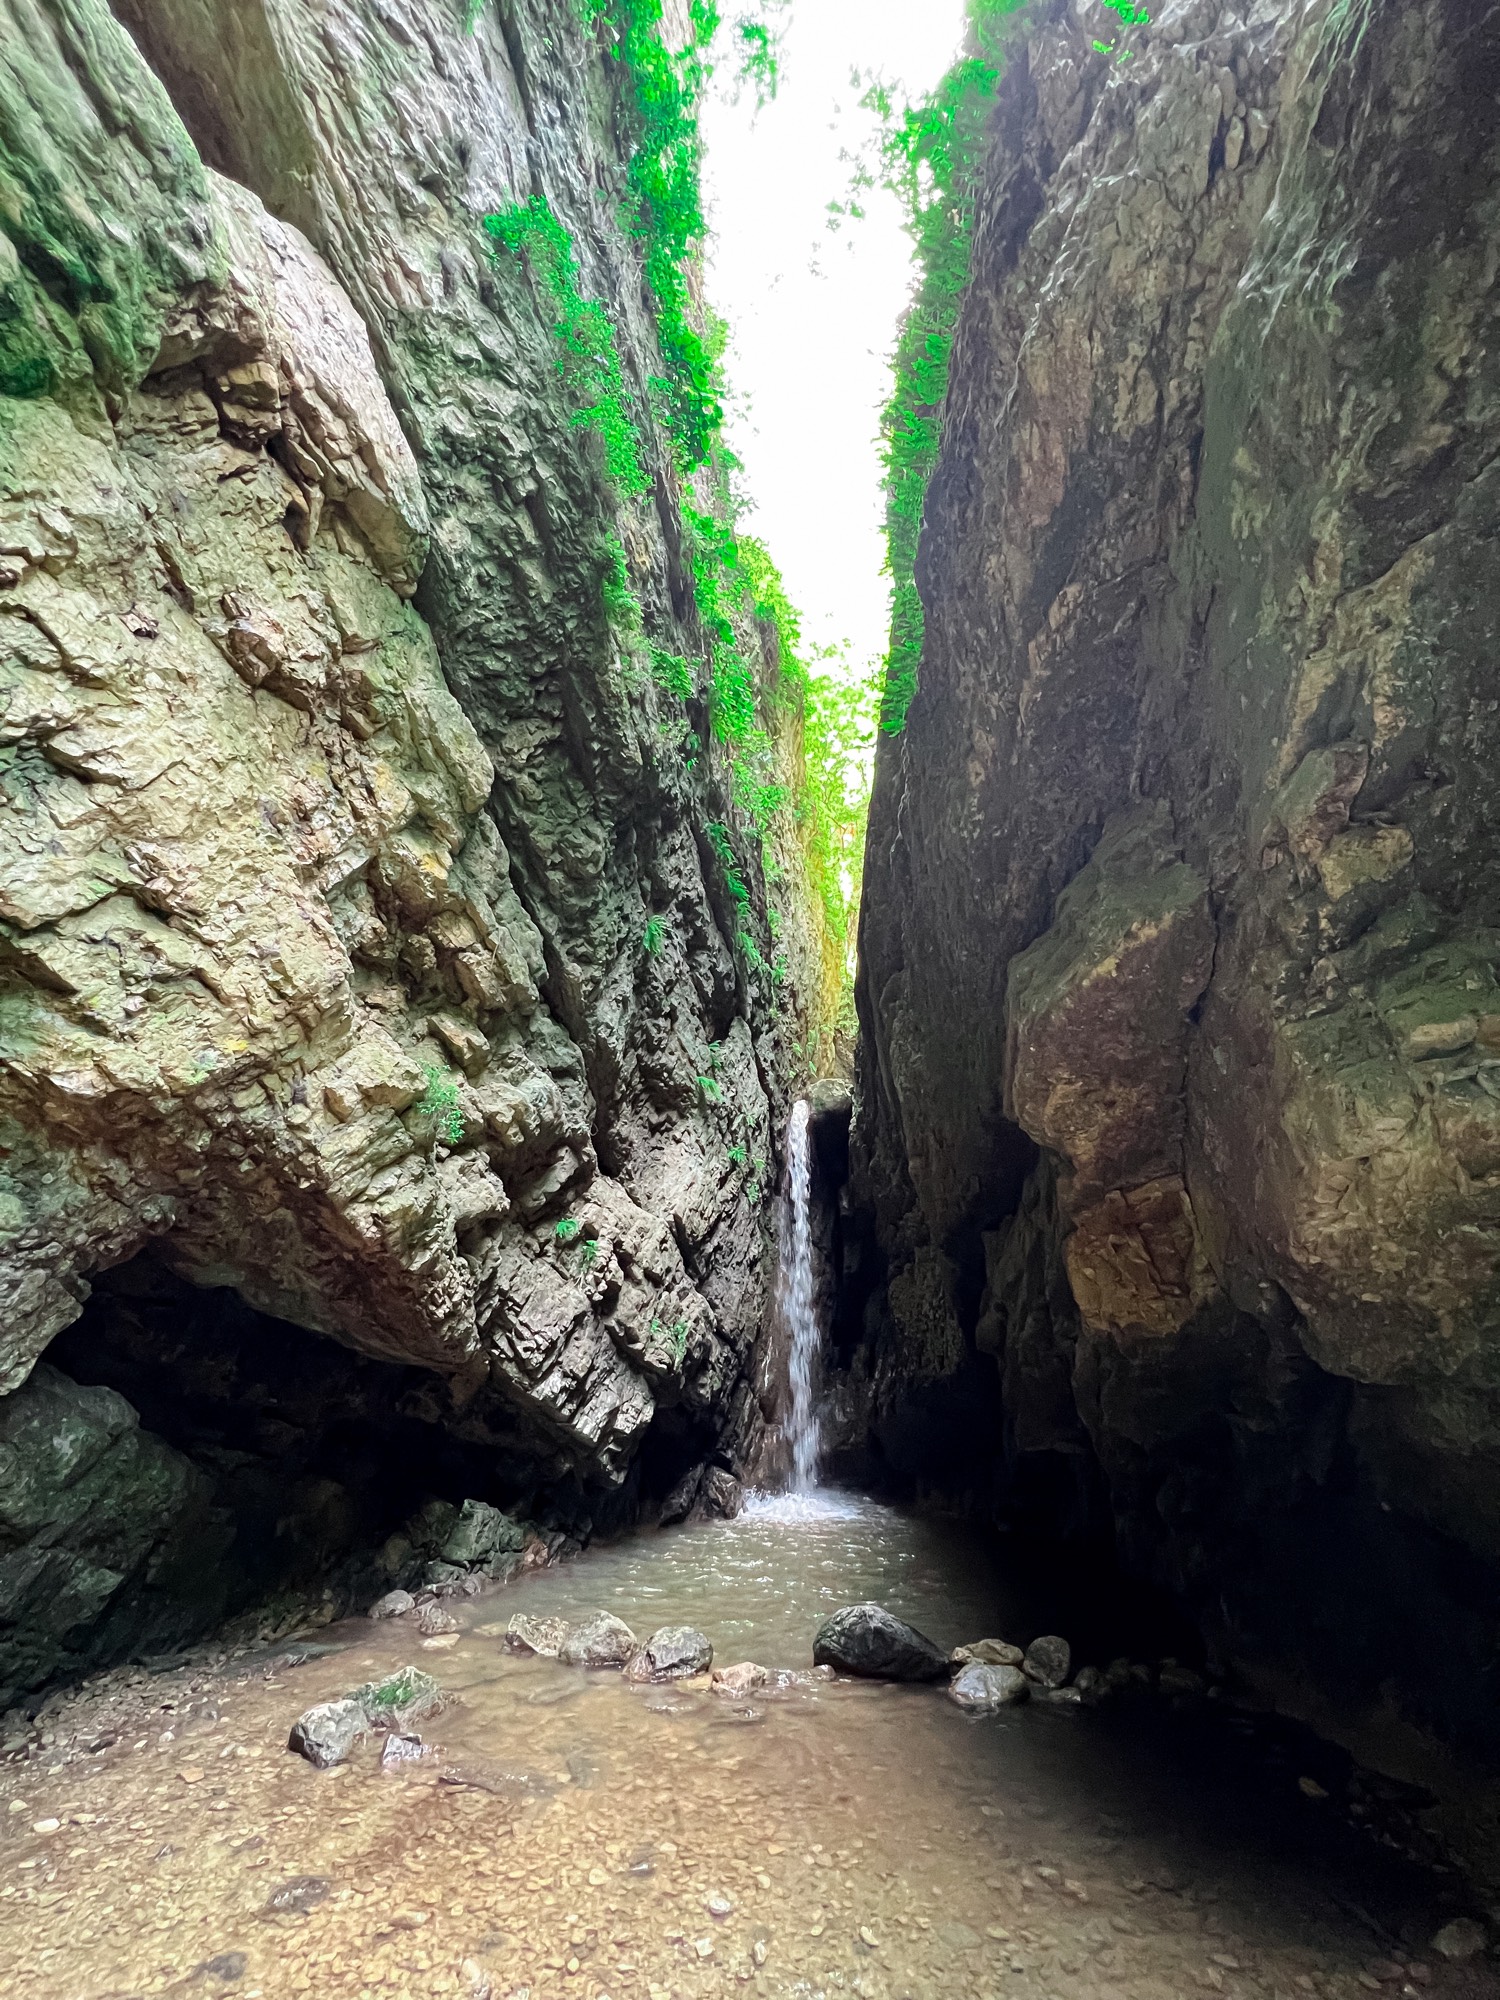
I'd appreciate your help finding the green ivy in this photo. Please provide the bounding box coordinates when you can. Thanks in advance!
[844,3,1031,733]
[485,196,648,498]
[555,1216,583,1243]
[642,914,668,955]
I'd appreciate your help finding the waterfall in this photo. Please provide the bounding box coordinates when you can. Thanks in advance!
[782,1098,822,1492]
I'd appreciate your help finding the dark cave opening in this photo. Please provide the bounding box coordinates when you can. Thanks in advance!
[0,1254,610,1713]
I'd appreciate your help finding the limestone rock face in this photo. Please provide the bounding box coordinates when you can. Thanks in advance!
[852,0,1500,1757]
[0,0,806,1698]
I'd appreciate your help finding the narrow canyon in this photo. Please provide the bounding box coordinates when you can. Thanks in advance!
[2,0,1499,1994]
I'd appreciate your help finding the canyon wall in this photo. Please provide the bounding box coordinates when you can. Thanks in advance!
[0,0,808,1702]
[851,0,1500,1769]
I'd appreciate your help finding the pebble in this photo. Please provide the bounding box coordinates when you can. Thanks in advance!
[707,1892,735,1918]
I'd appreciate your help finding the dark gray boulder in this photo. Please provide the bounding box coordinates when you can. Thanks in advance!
[440,1498,526,1572]
[1022,1635,1072,1688]
[625,1626,713,1682]
[559,1611,638,1668]
[812,1603,950,1682]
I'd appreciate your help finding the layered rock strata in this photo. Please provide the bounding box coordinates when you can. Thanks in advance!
[0,0,805,1699]
[852,0,1500,1773]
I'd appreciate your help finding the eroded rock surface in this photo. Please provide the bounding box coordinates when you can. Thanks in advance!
[851,0,1500,1762]
[0,0,811,1704]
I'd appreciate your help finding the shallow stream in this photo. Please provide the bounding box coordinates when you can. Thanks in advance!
[2,1494,1488,2000]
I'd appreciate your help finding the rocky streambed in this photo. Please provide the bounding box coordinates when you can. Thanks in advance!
[3,1494,1494,2000]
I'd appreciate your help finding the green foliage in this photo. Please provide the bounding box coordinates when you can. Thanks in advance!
[727,1143,747,1165]
[695,1073,722,1105]
[586,0,724,470]
[555,1216,583,1243]
[600,532,645,633]
[485,196,647,497]
[704,820,736,866]
[845,3,1031,732]
[580,1235,600,1269]
[650,647,695,699]
[417,1065,465,1146]
[642,914,668,955]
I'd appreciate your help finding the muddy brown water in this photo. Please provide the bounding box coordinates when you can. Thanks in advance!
[1,1493,1490,2000]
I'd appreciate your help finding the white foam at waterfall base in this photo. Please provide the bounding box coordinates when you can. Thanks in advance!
[738,1488,865,1525]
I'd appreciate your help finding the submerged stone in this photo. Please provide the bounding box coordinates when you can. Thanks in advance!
[712,1661,768,1696]
[812,1603,950,1682]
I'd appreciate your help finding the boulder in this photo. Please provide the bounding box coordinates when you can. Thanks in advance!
[368,1589,415,1621]
[505,1614,572,1658]
[625,1627,713,1683]
[812,1603,951,1682]
[659,1464,705,1526]
[288,1698,367,1768]
[559,1612,638,1669]
[1433,1920,1487,1963]
[699,1467,743,1519]
[1022,1635,1072,1688]
[953,1638,1024,1668]
[353,1667,446,1731]
[950,1663,1031,1712]
[440,1498,527,1571]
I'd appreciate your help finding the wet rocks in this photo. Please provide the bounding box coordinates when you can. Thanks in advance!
[712,1662,769,1697]
[352,1667,446,1732]
[368,1590,416,1622]
[289,1665,447,1765]
[559,1612,638,1669]
[812,1603,951,1682]
[417,1604,460,1637]
[380,1733,433,1770]
[625,1627,713,1683]
[950,1663,1031,1712]
[954,1638,1024,1668]
[506,1614,572,1658]
[660,1464,745,1526]
[288,1698,367,1769]
[1023,1636,1072,1689]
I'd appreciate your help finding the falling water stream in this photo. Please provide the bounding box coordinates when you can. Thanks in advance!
[782,1099,822,1493]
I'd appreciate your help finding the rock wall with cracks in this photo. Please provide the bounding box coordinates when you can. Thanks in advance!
[850,0,1500,1802]
[0,0,809,1696]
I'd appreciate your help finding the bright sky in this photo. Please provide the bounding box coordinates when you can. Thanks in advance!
[700,0,969,672]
